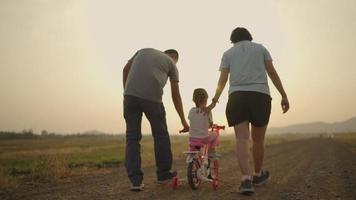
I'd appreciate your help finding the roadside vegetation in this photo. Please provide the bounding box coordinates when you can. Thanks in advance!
[1,131,354,191]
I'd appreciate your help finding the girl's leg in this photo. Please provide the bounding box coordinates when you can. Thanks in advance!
[207,132,219,153]
[251,125,267,175]
[234,121,251,180]
[189,137,203,151]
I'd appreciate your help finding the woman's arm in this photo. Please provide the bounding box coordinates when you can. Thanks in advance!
[265,60,290,113]
[206,69,229,112]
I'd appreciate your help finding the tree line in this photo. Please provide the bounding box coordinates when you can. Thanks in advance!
[0,130,118,140]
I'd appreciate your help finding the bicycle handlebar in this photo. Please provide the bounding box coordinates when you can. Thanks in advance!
[179,124,225,134]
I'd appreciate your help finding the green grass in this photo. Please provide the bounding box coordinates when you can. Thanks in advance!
[0,134,316,174]
[0,136,126,173]
[334,133,356,152]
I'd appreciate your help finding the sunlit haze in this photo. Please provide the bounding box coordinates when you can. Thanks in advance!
[1,0,356,134]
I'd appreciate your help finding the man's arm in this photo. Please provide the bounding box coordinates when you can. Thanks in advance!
[265,60,290,113]
[170,80,189,133]
[123,52,139,89]
[122,60,132,89]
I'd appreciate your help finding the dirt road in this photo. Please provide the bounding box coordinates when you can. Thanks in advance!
[2,138,356,200]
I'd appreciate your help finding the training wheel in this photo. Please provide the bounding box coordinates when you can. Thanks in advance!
[172,176,179,189]
[212,178,219,190]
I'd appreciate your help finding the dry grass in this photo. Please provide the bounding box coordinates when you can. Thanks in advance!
[0,166,18,191]
[0,133,319,188]
[334,133,356,153]
[30,154,70,183]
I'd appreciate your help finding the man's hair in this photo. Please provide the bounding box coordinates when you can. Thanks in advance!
[164,49,179,59]
[230,27,253,43]
[193,88,208,107]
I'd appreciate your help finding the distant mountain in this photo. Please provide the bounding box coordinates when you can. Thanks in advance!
[268,116,356,134]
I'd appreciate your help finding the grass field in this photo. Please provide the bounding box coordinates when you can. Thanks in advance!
[0,135,228,177]
[0,132,343,191]
[334,133,356,153]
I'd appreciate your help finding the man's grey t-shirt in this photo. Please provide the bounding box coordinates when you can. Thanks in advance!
[220,41,272,95]
[124,48,179,103]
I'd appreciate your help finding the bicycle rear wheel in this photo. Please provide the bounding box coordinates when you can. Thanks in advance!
[187,158,201,190]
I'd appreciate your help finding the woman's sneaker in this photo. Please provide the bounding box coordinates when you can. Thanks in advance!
[130,183,144,192]
[239,179,254,195]
[253,170,270,186]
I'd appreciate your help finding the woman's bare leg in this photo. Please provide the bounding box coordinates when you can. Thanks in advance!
[234,121,251,179]
[251,125,267,174]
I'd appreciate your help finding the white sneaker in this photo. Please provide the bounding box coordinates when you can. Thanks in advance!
[130,183,144,192]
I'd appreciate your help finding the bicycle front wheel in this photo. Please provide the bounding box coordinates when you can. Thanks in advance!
[187,158,201,190]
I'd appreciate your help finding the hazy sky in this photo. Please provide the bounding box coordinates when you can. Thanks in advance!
[1,0,356,134]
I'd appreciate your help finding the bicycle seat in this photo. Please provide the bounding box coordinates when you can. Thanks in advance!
[189,140,206,149]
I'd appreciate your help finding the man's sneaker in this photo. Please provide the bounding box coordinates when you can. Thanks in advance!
[157,171,178,184]
[130,183,144,192]
[253,170,270,186]
[239,179,254,195]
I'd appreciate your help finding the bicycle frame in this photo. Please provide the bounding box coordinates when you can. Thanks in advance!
[182,124,225,190]
[185,124,225,160]
[184,143,211,180]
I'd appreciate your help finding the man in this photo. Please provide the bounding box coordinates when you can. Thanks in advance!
[123,48,189,191]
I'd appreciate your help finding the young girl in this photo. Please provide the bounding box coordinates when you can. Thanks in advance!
[188,88,219,157]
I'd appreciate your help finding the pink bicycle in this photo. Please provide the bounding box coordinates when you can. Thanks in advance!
[172,124,225,190]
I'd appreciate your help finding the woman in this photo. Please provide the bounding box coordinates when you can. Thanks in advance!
[207,27,289,194]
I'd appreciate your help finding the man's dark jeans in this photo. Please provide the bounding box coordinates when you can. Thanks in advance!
[124,95,172,185]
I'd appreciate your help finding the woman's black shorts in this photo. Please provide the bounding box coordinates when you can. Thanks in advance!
[226,91,272,127]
